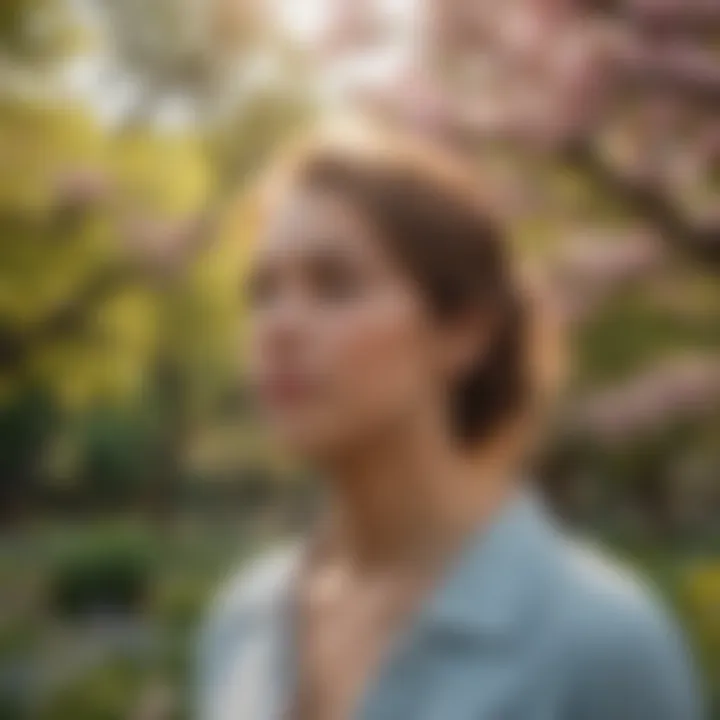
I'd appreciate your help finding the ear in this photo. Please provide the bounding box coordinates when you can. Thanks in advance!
[437,307,497,384]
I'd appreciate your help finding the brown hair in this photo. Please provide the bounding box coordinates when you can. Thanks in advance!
[260,122,560,448]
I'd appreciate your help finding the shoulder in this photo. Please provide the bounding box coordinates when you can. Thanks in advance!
[553,539,682,653]
[547,538,703,718]
[554,539,670,635]
[195,542,301,685]
[206,541,301,625]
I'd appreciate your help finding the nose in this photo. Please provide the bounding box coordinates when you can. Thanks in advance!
[256,290,316,360]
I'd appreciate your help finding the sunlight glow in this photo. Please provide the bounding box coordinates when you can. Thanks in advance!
[273,0,333,44]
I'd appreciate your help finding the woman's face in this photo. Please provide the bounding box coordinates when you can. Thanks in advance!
[245,186,462,461]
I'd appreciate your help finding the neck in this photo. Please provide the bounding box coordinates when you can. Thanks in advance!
[317,416,528,572]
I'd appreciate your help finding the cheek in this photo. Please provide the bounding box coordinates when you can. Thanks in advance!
[323,296,437,419]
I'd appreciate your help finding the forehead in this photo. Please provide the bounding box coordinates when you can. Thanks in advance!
[257,185,384,262]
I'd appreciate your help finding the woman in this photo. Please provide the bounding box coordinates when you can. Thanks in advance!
[197,123,702,720]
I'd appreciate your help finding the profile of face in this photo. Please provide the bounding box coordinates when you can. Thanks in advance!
[245,185,482,462]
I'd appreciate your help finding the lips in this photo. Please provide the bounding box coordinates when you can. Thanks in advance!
[261,370,316,407]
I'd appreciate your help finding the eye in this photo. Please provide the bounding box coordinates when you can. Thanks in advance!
[244,265,279,309]
[308,251,367,302]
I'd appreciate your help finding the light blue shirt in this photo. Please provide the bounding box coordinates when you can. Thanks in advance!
[196,492,704,719]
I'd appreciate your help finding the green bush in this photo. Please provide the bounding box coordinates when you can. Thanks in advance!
[38,661,142,720]
[0,620,36,659]
[48,530,154,617]
[151,575,209,633]
[0,687,26,720]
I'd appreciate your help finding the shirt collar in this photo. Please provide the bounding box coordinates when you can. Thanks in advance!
[419,488,558,642]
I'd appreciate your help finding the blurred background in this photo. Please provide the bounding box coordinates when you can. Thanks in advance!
[0,0,718,718]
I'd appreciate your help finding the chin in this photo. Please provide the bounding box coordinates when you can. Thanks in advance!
[273,425,337,459]
[275,425,358,465]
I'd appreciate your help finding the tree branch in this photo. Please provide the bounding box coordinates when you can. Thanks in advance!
[563,140,720,266]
